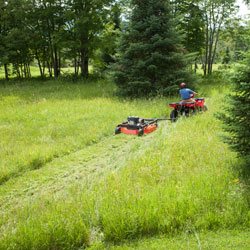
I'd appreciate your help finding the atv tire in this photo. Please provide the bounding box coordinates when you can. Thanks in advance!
[170,110,178,122]
[202,105,208,112]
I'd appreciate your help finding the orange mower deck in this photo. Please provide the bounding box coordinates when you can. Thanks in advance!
[115,116,169,136]
[120,123,158,135]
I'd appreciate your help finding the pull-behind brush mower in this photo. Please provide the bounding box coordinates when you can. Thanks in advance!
[115,116,169,136]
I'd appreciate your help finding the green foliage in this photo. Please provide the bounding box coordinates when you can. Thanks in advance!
[95,22,120,72]
[0,0,117,79]
[222,47,231,64]
[113,0,191,97]
[219,53,250,165]
[219,19,250,63]
[0,0,248,80]
[173,0,205,55]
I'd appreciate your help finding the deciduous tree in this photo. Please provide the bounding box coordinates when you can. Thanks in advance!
[201,0,236,75]
[65,0,115,77]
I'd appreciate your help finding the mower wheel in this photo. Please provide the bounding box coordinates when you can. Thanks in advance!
[115,127,121,135]
[138,128,144,136]
[170,110,178,122]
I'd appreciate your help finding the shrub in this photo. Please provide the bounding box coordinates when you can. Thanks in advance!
[219,53,250,167]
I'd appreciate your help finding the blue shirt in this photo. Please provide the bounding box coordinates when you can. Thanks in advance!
[179,88,194,100]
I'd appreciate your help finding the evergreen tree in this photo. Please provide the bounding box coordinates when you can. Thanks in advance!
[219,52,250,166]
[113,0,190,97]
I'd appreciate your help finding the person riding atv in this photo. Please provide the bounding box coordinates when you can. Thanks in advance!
[179,82,197,103]
[168,82,207,122]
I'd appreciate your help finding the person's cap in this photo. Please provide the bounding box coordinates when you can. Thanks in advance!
[180,82,186,88]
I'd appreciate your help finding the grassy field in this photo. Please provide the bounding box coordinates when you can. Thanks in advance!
[0,79,168,184]
[0,66,93,79]
[0,78,249,249]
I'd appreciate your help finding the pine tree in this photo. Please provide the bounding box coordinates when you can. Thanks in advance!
[113,0,191,97]
[220,52,250,166]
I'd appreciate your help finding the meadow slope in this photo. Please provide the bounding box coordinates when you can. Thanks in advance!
[0,79,249,249]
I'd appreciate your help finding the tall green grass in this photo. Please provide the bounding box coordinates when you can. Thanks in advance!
[97,109,248,242]
[0,81,248,249]
[0,79,167,184]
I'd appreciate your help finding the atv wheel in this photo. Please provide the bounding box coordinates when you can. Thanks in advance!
[202,105,208,112]
[190,107,197,116]
[184,108,190,117]
[115,127,121,135]
[170,110,178,122]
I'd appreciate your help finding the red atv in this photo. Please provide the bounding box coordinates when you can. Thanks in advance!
[169,98,207,122]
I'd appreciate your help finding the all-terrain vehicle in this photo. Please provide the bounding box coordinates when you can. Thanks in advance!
[169,98,207,122]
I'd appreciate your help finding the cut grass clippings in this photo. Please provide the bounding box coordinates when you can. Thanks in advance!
[106,230,250,250]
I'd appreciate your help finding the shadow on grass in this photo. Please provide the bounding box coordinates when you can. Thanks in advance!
[0,154,56,186]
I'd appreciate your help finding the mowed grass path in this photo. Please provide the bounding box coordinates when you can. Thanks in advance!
[0,80,249,249]
[109,230,250,249]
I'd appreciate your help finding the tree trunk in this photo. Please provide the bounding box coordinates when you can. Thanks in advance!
[20,63,24,78]
[4,64,9,81]
[74,57,78,76]
[16,65,21,78]
[204,13,209,76]
[207,25,216,75]
[42,61,46,77]
[83,55,89,77]
[36,51,44,78]
[23,63,27,78]
[27,63,31,78]
[47,61,53,77]
[210,19,223,74]
[53,46,59,78]
[80,47,89,78]
[59,52,61,75]
[77,53,80,76]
